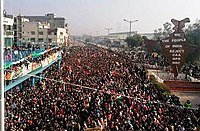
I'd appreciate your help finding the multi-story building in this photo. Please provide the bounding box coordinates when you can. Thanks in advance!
[22,21,50,43]
[3,11,14,47]
[13,15,29,45]
[13,13,69,47]
[109,31,154,40]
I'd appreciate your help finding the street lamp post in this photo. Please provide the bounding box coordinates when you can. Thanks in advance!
[123,19,138,37]
[105,27,112,37]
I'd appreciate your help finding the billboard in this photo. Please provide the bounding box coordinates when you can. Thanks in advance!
[160,18,190,78]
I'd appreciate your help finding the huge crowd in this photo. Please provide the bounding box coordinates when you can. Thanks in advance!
[130,50,200,79]
[4,46,61,86]
[5,44,200,130]
[4,44,44,63]
[182,63,200,79]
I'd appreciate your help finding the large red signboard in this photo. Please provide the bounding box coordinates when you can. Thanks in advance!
[161,18,190,78]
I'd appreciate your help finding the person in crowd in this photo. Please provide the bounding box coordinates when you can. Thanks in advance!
[5,44,200,130]
[184,100,192,108]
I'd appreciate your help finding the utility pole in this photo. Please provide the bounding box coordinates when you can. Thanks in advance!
[123,19,138,37]
[105,27,112,37]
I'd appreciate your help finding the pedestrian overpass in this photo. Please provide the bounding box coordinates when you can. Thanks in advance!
[4,47,62,92]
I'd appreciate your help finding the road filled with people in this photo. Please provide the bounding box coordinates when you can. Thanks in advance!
[5,44,200,130]
[128,49,200,80]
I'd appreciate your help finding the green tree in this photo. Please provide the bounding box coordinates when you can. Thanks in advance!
[163,22,173,38]
[153,22,173,40]
[85,38,90,44]
[185,19,200,64]
[125,34,143,48]
[153,28,163,40]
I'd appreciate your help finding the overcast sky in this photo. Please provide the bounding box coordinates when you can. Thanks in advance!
[4,0,200,36]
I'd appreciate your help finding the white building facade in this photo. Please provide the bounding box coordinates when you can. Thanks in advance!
[14,13,69,47]
[3,12,14,47]
[109,31,154,41]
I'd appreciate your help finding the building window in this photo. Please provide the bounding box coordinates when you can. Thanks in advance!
[31,31,35,35]
[30,38,35,42]
[48,39,52,43]
[60,32,63,35]
[13,25,17,29]
[3,25,6,30]
[38,38,43,42]
[39,32,43,35]
[23,25,24,27]
[7,25,11,30]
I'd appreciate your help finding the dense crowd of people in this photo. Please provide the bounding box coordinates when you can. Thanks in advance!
[130,50,200,80]
[129,50,170,70]
[4,46,61,86]
[5,44,200,130]
[182,63,200,79]
[4,44,49,62]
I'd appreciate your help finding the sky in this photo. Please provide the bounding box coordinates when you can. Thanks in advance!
[4,0,200,36]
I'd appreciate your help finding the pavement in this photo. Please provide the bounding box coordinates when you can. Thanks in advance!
[172,91,200,108]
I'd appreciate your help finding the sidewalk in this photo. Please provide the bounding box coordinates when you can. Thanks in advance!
[173,91,200,108]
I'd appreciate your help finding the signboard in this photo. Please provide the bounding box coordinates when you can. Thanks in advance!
[143,36,159,53]
[161,18,190,78]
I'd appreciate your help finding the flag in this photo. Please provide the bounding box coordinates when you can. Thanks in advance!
[114,95,124,102]
[107,113,112,121]
[83,70,91,75]
[54,105,57,115]
[60,108,64,115]
[68,65,72,74]
[66,76,71,81]
[130,102,135,110]
[111,70,119,77]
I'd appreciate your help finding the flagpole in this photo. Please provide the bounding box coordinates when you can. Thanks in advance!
[0,0,5,130]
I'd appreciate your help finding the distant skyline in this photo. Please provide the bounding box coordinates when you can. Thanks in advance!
[4,0,200,36]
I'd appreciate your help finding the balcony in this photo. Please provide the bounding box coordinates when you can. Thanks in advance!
[4,31,14,36]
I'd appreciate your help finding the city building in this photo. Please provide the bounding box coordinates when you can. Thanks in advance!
[3,10,14,47]
[107,31,154,47]
[13,13,69,47]
[109,31,154,41]
[22,21,50,43]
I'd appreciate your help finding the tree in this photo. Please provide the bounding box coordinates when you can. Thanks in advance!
[124,34,143,48]
[153,22,173,40]
[163,22,173,38]
[153,28,163,40]
[85,38,90,44]
[185,19,200,64]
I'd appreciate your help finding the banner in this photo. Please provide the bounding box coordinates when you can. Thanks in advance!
[32,62,42,71]
[41,59,49,67]
[52,53,56,61]
[12,67,23,79]
[4,49,61,80]
[21,64,32,77]
[4,71,12,80]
